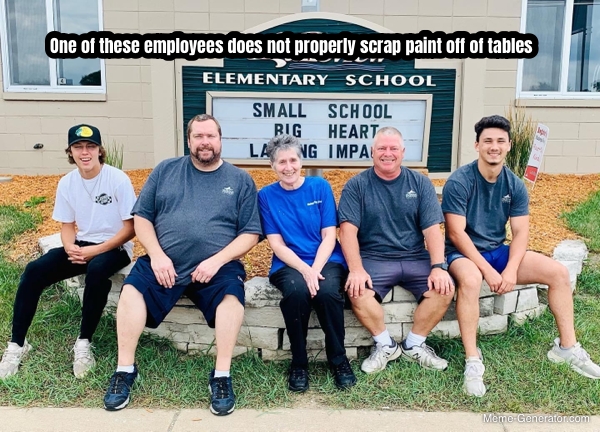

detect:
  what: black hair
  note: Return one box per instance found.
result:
[474,115,511,142]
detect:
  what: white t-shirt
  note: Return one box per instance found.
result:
[52,164,137,258]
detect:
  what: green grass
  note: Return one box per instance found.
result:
[2,198,600,414]
[0,205,41,243]
[563,189,600,252]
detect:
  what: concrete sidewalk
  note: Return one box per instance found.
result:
[1,407,598,432]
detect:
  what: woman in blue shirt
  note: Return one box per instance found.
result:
[258,134,356,392]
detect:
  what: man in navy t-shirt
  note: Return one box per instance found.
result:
[443,115,600,397]
[339,127,454,374]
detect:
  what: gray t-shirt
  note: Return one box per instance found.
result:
[338,167,444,261]
[442,160,529,255]
[133,157,262,285]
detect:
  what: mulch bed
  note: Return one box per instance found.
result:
[1,169,598,279]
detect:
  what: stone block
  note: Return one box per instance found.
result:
[494,291,518,315]
[187,344,257,358]
[243,306,285,328]
[173,342,189,352]
[244,277,281,308]
[382,289,393,303]
[511,305,547,326]
[553,240,588,262]
[537,285,548,305]
[283,329,326,350]
[39,233,61,252]
[261,347,357,362]
[343,326,374,347]
[516,288,539,312]
[479,297,494,317]
[478,315,508,335]
[164,306,207,325]
[560,260,583,282]
[383,302,416,323]
[236,326,280,350]
[430,320,461,339]
[393,286,415,301]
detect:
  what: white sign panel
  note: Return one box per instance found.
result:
[523,123,549,184]
[208,92,431,166]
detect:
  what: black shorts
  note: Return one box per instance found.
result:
[123,255,246,328]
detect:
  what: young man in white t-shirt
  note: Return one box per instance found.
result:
[0,124,136,380]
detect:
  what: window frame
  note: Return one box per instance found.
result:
[0,0,106,94]
[517,0,600,99]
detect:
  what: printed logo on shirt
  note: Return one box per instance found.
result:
[307,200,322,206]
[502,194,511,204]
[95,193,113,205]
[405,190,418,199]
[222,186,234,196]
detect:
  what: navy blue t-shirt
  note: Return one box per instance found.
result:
[442,160,529,255]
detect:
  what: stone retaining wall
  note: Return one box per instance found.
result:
[39,235,588,360]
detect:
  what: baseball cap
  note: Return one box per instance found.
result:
[68,124,102,147]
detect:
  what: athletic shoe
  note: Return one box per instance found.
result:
[0,340,32,379]
[73,338,96,379]
[288,367,309,392]
[463,348,486,397]
[103,365,139,411]
[330,358,357,389]
[361,340,401,374]
[547,338,600,379]
[208,370,236,416]
[401,341,449,371]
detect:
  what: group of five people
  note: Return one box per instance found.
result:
[1,114,598,416]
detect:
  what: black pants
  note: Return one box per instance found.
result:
[269,262,347,368]
[11,241,131,346]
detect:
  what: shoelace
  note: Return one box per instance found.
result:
[211,377,231,399]
[368,343,384,360]
[290,368,307,380]
[1,347,23,364]
[421,344,441,360]
[74,344,93,362]
[108,372,131,395]
[571,344,591,363]
[464,361,484,377]
[335,361,353,375]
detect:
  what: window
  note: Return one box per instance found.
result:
[519,0,600,98]
[0,0,105,93]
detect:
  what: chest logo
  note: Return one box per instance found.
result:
[95,193,112,205]
[502,194,511,204]
[406,190,418,199]
[222,186,234,196]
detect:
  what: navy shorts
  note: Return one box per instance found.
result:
[362,258,430,303]
[447,244,510,273]
[123,255,246,329]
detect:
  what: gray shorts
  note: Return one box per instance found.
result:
[362,258,430,303]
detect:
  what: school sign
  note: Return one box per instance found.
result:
[182,18,458,172]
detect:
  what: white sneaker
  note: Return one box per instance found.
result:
[73,338,96,379]
[0,340,33,379]
[547,338,600,379]
[361,340,401,374]
[463,348,486,397]
[401,341,449,371]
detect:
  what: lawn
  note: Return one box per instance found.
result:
[0,177,599,414]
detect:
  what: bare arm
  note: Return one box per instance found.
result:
[311,226,337,273]
[445,212,502,291]
[339,221,371,298]
[191,233,259,284]
[61,222,85,264]
[497,215,529,294]
[135,214,177,288]
[423,224,454,295]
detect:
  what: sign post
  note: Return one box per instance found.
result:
[523,123,549,190]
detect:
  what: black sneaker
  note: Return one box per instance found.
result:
[288,367,309,392]
[103,365,138,411]
[331,358,357,390]
[208,370,236,416]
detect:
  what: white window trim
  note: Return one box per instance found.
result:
[517,0,600,99]
[0,0,106,94]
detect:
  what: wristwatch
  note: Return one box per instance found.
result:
[431,263,448,271]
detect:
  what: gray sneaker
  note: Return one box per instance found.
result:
[401,341,448,371]
[547,338,600,379]
[73,338,96,379]
[463,348,486,397]
[0,340,32,379]
[361,340,401,374]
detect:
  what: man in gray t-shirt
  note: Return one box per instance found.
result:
[443,115,600,398]
[339,127,454,375]
[103,114,262,417]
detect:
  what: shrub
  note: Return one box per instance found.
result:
[104,139,124,169]
[505,104,536,179]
